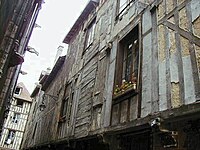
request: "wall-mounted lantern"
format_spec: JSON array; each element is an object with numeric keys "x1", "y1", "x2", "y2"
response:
[{"x1": 39, "y1": 94, "x2": 58, "y2": 111}]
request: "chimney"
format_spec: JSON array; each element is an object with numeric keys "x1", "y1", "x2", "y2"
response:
[{"x1": 53, "y1": 46, "x2": 64, "y2": 65}]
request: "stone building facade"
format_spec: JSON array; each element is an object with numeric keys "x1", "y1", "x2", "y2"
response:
[
  {"x1": 0, "y1": 0, "x2": 43, "y2": 128},
  {"x1": 22, "y1": 0, "x2": 200, "y2": 150}
]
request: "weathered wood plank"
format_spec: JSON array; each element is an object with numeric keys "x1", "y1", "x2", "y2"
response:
[
  {"x1": 151, "y1": 7, "x2": 159, "y2": 113},
  {"x1": 174, "y1": 1, "x2": 185, "y2": 105},
  {"x1": 186, "y1": 3, "x2": 200, "y2": 101},
  {"x1": 164, "y1": 25, "x2": 172, "y2": 109}
]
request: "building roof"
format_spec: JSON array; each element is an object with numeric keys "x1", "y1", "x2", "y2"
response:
[
  {"x1": 31, "y1": 70, "x2": 50, "y2": 97},
  {"x1": 63, "y1": 0, "x2": 99, "y2": 44},
  {"x1": 14, "y1": 82, "x2": 32, "y2": 102},
  {"x1": 42, "y1": 55, "x2": 66, "y2": 91}
]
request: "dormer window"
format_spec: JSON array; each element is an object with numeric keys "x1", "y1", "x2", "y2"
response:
[{"x1": 14, "y1": 87, "x2": 22, "y2": 95}]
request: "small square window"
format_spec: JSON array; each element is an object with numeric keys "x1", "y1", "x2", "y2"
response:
[
  {"x1": 16, "y1": 99, "x2": 23, "y2": 107},
  {"x1": 14, "y1": 87, "x2": 22, "y2": 95}
]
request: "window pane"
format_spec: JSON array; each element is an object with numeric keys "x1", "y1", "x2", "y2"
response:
[
  {"x1": 12, "y1": 113, "x2": 20, "y2": 123},
  {"x1": 16, "y1": 99, "x2": 23, "y2": 107},
  {"x1": 114, "y1": 25, "x2": 139, "y2": 92},
  {"x1": 5, "y1": 130, "x2": 15, "y2": 144},
  {"x1": 14, "y1": 87, "x2": 21, "y2": 95},
  {"x1": 85, "y1": 20, "x2": 96, "y2": 48},
  {"x1": 61, "y1": 97, "x2": 68, "y2": 117},
  {"x1": 119, "y1": 0, "x2": 128, "y2": 12}
]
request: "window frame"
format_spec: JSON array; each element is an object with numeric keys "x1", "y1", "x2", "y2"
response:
[
  {"x1": 113, "y1": 25, "x2": 140, "y2": 101},
  {"x1": 14, "y1": 87, "x2": 22, "y2": 95},
  {"x1": 11, "y1": 112, "x2": 20, "y2": 124},
  {"x1": 116, "y1": 0, "x2": 135, "y2": 20},
  {"x1": 83, "y1": 18, "x2": 96, "y2": 55},
  {"x1": 5, "y1": 130, "x2": 15, "y2": 145},
  {"x1": 60, "y1": 96, "x2": 69, "y2": 119},
  {"x1": 16, "y1": 99, "x2": 23, "y2": 107}
]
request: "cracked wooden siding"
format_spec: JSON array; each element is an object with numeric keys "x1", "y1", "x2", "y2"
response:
[
  {"x1": 72, "y1": 0, "x2": 200, "y2": 135},
  {"x1": 74, "y1": 55, "x2": 98, "y2": 137}
]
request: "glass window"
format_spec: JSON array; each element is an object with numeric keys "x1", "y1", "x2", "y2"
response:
[
  {"x1": 5, "y1": 130, "x2": 15, "y2": 145},
  {"x1": 14, "y1": 87, "x2": 22, "y2": 95},
  {"x1": 117, "y1": 0, "x2": 134, "y2": 19},
  {"x1": 114, "y1": 25, "x2": 139, "y2": 97},
  {"x1": 60, "y1": 97, "x2": 69, "y2": 118},
  {"x1": 16, "y1": 99, "x2": 23, "y2": 107},
  {"x1": 84, "y1": 18, "x2": 96, "y2": 52},
  {"x1": 12, "y1": 113, "x2": 20, "y2": 124}
]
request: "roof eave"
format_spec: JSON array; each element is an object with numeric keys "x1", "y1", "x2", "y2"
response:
[
  {"x1": 63, "y1": 0, "x2": 99, "y2": 44},
  {"x1": 42, "y1": 56, "x2": 66, "y2": 91}
]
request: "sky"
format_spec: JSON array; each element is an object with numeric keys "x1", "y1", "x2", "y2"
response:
[{"x1": 18, "y1": 0, "x2": 88, "y2": 93}]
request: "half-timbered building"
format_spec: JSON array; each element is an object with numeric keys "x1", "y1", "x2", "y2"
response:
[
  {"x1": 22, "y1": 0, "x2": 200, "y2": 149},
  {"x1": 0, "y1": 83, "x2": 32, "y2": 150}
]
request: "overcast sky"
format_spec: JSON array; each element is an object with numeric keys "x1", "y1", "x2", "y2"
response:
[{"x1": 18, "y1": 0, "x2": 88, "y2": 93}]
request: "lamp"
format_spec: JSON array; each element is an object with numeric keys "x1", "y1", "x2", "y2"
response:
[{"x1": 39, "y1": 94, "x2": 58, "y2": 111}]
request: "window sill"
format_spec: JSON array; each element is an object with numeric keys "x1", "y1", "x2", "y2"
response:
[{"x1": 113, "y1": 87, "x2": 138, "y2": 103}]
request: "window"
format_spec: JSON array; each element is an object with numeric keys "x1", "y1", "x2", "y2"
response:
[
  {"x1": 84, "y1": 18, "x2": 96, "y2": 50},
  {"x1": 60, "y1": 97, "x2": 69, "y2": 120},
  {"x1": 5, "y1": 130, "x2": 15, "y2": 145},
  {"x1": 14, "y1": 87, "x2": 22, "y2": 95},
  {"x1": 117, "y1": 0, "x2": 134, "y2": 19},
  {"x1": 16, "y1": 99, "x2": 23, "y2": 107},
  {"x1": 67, "y1": 92, "x2": 74, "y2": 126},
  {"x1": 114, "y1": 26, "x2": 139, "y2": 98},
  {"x1": 11, "y1": 113, "x2": 20, "y2": 124}
]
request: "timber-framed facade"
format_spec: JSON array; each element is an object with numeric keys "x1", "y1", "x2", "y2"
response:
[{"x1": 22, "y1": 0, "x2": 200, "y2": 150}]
